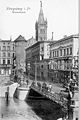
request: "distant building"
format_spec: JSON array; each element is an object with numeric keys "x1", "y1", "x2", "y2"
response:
[
  {"x1": 49, "y1": 34, "x2": 79, "y2": 83},
  {"x1": 0, "y1": 39, "x2": 15, "y2": 83},
  {"x1": 26, "y1": 36, "x2": 36, "y2": 48}
]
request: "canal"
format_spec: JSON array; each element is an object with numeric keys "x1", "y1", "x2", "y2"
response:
[{"x1": 0, "y1": 97, "x2": 65, "y2": 120}]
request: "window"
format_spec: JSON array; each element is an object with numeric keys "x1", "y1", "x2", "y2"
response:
[
  {"x1": 13, "y1": 44, "x2": 15, "y2": 50},
  {"x1": 70, "y1": 47, "x2": 72, "y2": 55},
  {"x1": 3, "y1": 46, "x2": 6, "y2": 50},
  {"x1": 40, "y1": 29, "x2": 45, "y2": 34},
  {"x1": 48, "y1": 65, "x2": 49, "y2": 69},
  {"x1": 67, "y1": 48, "x2": 69, "y2": 55},
  {"x1": 50, "y1": 52, "x2": 51, "y2": 58},
  {"x1": 41, "y1": 47, "x2": 44, "y2": 51},
  {"x1": 40, "y1": 37, "x2": 43, "y2": 41},
  {"x1": 41, "y1": 65, "x2": 43, "y2": 68},
  {"x1": 41, "y1": 55, "x2": 44, "y2": 60},
  {"x1": 40, "y1": 55, "x2": 44, "y2": 60},
  {"x1": 64, "y1": 49, "x2": 66, "y2": 56},
  {"x1": 53, "y1": 51, "x2": 54, "y2": 57},
  {"x1": 41, "y1": 72, "x2": 44, "y2": 77},
  {"x1": 3, "y1": 52, "x2": 6, "y2": 57},
  {"x1": 7, "y1": 59, "x2": 10, "y2": 64},
  {"x1": 13, "y1": 53, "x2": 15, "y2": 57},
  {"x1": 60, "y1": 49, "x2": 62, "y2": 56},
  {"x1": 8, "y1": 52, "x2": 10, "y2": 57},
  {"x1": 55, "y1": 51, "x2": 56, "y2": 57},
  {"x1": 3, "y1": 59, "x2": 6, "y2": 64},
  {"x1": 7, "y1": 46, "x2": 10, "y2": 50},
  {"x1": 44, "y1": 37, "x2": 45, "y2": 40},
  {"x1": 57, "y1": 51, "x2": 59, "y2": 57}
]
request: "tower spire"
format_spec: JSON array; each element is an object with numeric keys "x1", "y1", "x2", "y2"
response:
[
  {"x1": 38, "y1": 1, "x2": 44, "y2": 23},
  {"x1": 35, "y1": 1, "x2": 47, "y2": 41}
]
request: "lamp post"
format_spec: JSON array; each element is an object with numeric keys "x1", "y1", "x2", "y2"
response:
[
  {"x1": 27, "y1": 62, "x2": 30, "y2": 81},
  {"x1": 35, "y1": 61, "x2": 37, "y2": 84}
]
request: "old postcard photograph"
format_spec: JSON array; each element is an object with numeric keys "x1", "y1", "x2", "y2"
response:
[{"x1": 0, "y1": 0, "x2": 79, "y2": 120}]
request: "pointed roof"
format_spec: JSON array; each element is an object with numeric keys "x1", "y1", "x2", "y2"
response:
[
  {"x1": 14, "y1": 35, "x2": 26, "y2": 42},
  {"x1": 38, "y1": 1, "x2": 44, "y2": 23}
]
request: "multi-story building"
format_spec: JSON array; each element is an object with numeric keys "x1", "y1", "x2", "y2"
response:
[
  {"x1": 26, "y1": 1, "x2": 55, "y2": 81},
  {"x1": 49, "y1": 34, "x2": 79, "y2": 83},
  {"x1": 14, "y1": 35, "x2": 36, "y2": 72},
  {"x1": 14, "y1": 35, "x2": 27, "y2": 72},
  {"x1": 0, "y1": 39, "x2": 15, "y2": 83},
  {"x1": 26, "y1": 41, "x2": 52, "y2": 80}
]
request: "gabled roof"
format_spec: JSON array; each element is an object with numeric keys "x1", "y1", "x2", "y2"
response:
[{"x1": 14, "y1": 35, "x2": 26, "y2": 42}]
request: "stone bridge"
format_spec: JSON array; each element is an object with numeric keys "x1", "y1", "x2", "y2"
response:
[{"x1": 30, "y1": 81, "x2": 68, "y2": 111}]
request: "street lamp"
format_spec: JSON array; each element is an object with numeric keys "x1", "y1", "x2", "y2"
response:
[
  {"x1": 27, "y1": 62, "x2": 30, "y2": 81},
  {"x1": 35, "y1": 61, "x2": 37, "y2": 84}
]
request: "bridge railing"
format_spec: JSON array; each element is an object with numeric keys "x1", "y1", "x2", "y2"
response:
[{"x1": 30, "y1": 82, "x2": 68, "y2": 110}]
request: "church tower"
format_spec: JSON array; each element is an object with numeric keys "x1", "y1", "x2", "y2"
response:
[{"x1": 35, "y1": 1, "x2": 47, "y2": 41}]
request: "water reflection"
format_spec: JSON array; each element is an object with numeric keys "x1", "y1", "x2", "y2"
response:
[{"x1": 0, "y1": 97, "x2": 65, "y2": 120}]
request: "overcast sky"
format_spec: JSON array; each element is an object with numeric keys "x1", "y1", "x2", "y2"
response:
[{"x1": 0, "y1": 0, "x2": 78, "y2": 41}]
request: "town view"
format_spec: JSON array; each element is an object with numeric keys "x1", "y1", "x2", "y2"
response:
[{"x1": 0, "y1": 1, "x2": 79, "y2": 120}]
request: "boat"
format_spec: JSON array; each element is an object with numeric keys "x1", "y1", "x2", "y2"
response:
[{"x1": 0, "y1": 81, "x2": 18, "y2": 97}]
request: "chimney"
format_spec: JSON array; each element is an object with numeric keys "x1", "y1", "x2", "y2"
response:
[
  {"x1": 10, "y1": 36, "x2": 12, "y2": 41},
  {"x1": 52, "y1": 32, "x2": 53, "y2": 40}
]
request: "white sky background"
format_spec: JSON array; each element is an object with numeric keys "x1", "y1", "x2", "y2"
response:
[{"x1": 0, "y1": 0, "x2": 78, "y2": 41}]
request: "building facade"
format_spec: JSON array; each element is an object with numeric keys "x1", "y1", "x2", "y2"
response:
[
  {"x1": 14, "y1": 35, "x2": 27, "y2": 72},
  {"x1": 0, "y1": 39, "x2": 15, "y2": 83},
  {"x1": 49, "y1": 34, "x2": 79, "y2": 84},
  {"x1": 14, "y1": 35, "x2": 36, "y2": 72},
  {"x1": 26, "y1": 41, "x2": 52, "y2": 80}
]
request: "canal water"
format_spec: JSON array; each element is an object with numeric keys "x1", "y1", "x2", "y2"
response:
[{"x1": 0, "y1": 97, "x2": 65, "y2": 120}]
